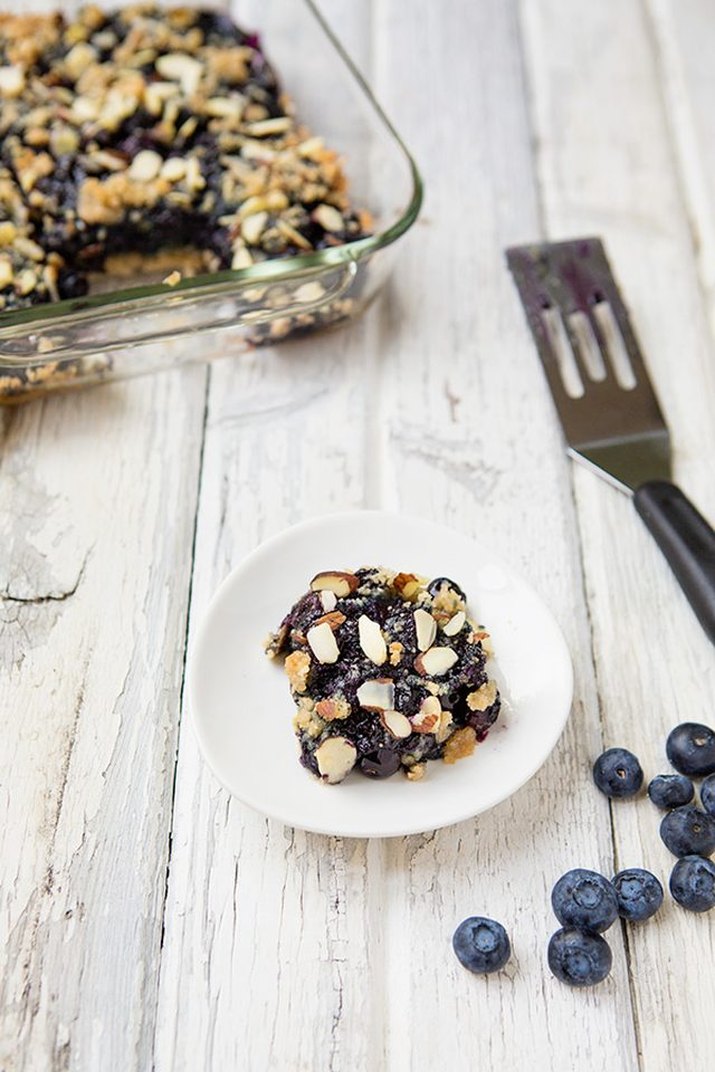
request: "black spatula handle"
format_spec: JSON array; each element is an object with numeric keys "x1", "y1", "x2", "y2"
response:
[{"x1": 634, "y1": 481, "x2": 715, "y2": 645}]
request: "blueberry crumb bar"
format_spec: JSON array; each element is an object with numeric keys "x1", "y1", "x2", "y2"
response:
[
  {"x1": 266, "y1": 568, "x2": 501, "y2": 784},
  {"x1": 0, "y1": 4, "x2": 371, "y2": 399}
]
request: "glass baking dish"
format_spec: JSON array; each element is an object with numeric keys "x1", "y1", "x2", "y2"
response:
[{"x1": 0, "y1": 0, "x2": 422, "y2": 402}]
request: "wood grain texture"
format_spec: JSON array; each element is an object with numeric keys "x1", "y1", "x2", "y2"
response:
[
  {"x1": 156, "y1": 1, "x2": 638, "y2": 1070},
  {"x1": 521, "y1": 0, "x2": 715, "y2": 1067},
  {"x1": 0, "y1": 371, "x2": 207, "y2": 1071}
]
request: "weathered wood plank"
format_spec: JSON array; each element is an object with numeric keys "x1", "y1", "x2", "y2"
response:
[
  {"x1": 374, "y1": 1, "x2": 637, "y2": 1069},
  {"x1": 156, "y1": 1, "x2": 639, "y2": 1070},
  {"x1": 0, "y1": 369, "x2": 207, "y2": 1071},
  {"x1": 521, "y1": 0, "x2": 715, "y2": 1067}
]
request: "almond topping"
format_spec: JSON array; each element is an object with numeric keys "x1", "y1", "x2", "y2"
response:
[
  {"x1": 307, "y1": 621, "x2": 340, "y2": 664},
  {"x1": 319, "y1": 590, "x2": 337, "y2": 613},
  {"x1": 310, "y1": 571, "x2": 358, "y2": 598},
  {"x1": 358, "y1": 615, "x2": 387, "y2": 666},
  {"x1": 315, "y1": 736, "x2": 357, "y2": 784},
  {"x1": 0, "y1": 65, "x2": 25, "y2": 97},
  {"x1": 382, "y1": 710, "x2": 412, "y2": 739},
  {"x1": 414, "y1": 647, "x2": 459, "y2": 677},
  {"x1": 313, "y1": 203, "x2": 344, "y2": 232},
  {"x1": 128, "y1": 149, "x2": 163, "y2": 183},
  {"x1": 314, "y1": 611, "x2": 346, "y2": 631},
  {"x1": 442, "y1": 610, "x2": 466, "y2": 637},
  {"x1": 356, "y1": 679, "x2": 395, "y2": 712},
  {"x1": 414, "y1": 608, "x2": 437, "y2": 652},
  {"x1": 156, "y1": 52, "x2": 203, "y2": 95},
  {"x1": 411, "y1": 695, "x2": 442, "y2": 734}
]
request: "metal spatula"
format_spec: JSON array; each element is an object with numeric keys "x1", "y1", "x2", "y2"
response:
[{"x1": 506, "y1": 236, "x2": 715, "y2": 645}]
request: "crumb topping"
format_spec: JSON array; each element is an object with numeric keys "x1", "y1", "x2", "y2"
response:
[
  {"x1": 269, "y1": 568, "x2": 500, "y2": 783},
  {"x1": 0, "y1": 3, "x2": 371, "y2": 317}
]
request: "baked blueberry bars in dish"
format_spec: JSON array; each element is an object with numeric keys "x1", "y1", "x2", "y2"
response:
[
  {"x1": 0, "y1": 4, "x2": 371, "y2": 397},
  {"x1": 266, "y1": 568, "x2": 501, "y2": 783}
]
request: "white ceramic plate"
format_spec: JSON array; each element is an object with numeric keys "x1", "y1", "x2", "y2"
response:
[{"x1": 188, "y1": 511, "x2": 573, "y2": 838}]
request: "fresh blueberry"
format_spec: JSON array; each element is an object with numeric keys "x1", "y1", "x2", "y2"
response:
[
  {"x1": 669, "y1": 855, "x2": 715, "y2": 912},
  {"x1": 701, "y1": 774, "x2": 715, "y2": 817},
  {"x1": 592, "y1": 748, "x2": 643, "y2": 798},
  {"x1": 551, "y1": 868, "x2": 619, "y2": 932},
  {"x1": 612, "y1": 868, "x2": 664, "y2": 922},
  {"x1": 358, "y1": 747, "x2": 401, "y2": 779},
  {"x1": 659, "y1": 805, "x2": 715, "y2": 858},
  {"x1": 452, "y1": 917, "x2": 511, "y2": 974},
  {"x1": 547, "y1": 928, "x2": 612, "y2": 987},
  {"x1": 648, "y1": 773, "x2": 694, "y2": 810},
  {"x1": 666, "y1": 722, "x2": 715, "y2": 777}
]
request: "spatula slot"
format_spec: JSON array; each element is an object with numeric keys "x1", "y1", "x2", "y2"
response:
[
  {"x1": 591, "y1": 300, "x2": 637, "y2": 390},
  {"x1": 567, "y1": 311, "x2": 607, "y2": 382},
  {"x1": 541, "y1": 307, "x2": 584, "y2": 398}
]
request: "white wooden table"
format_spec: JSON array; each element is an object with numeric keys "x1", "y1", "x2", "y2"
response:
[{"x1": 2, "y1": 2, "x2": 715, "y2": 1069}]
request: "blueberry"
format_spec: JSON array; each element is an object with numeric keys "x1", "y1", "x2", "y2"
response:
[
  {"x1": 669, "y1": 855, "x2": 715, "y2": 912},
  {"x1": 551, "y1": 868, "x2": 619, "y2": 932},
  {"x1": 547, "y1": 928, "x2": 612, "y2": 987},
  {"x1": 666, "y1": 722, "x2": 715, "y2": 777},
  {"x1": 358, "y1": 747, "x2": 401, "y2": 779},
  {"x1": 648, "y1": 773, "x2": 694, "y2": 810},
  {"x1": 612, "y1": 868, "x2": 664, "y2": 922},
  {"x1": 592, "y1": 748, "x2": 643, "y2": 798},
  {"x1": 701, "y1": 774, "x2": 715, "y2": 817},
  {"x1": 452, "y1": 916, "x2": 511, "y2": 974},
  {"x1": 659, "y1": 805, "x2": 715, "y2": 858}
]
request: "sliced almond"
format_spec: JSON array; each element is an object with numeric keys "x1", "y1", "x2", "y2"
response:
[
  {"x1": 414, "y1": 608, "x2": 437, "y2": 652},
  {"x1": 156, "y1": 52, "x2": 204, "y2": 95},
  {"x1": 128, "y1": 149, "x2": 163, "y2": 182},
  {"x1": 319, "y1": 590, "x2": 337, "y2": 613},
  {"x1": 414, "y1": 647, "x2": 459, "y2": 677},
  {"x1": 314, "y1": 611, "x2": 346, "y2": 631},
  {"x1": 294, "y1": 281, "x2": 326, "y2": 304},
  {"x1": 442, "y1": 610, "x2": 466, "y2": 637},
  {"x1": 411, "y1": 695, "x2": 442, "y2": 734},
  {"x1": 382, "y1": 710, "x2": 412, "y2": 739},
  {"x1": 205, "y1": 95, "x2": 245, "y2": 120},
  {"x1": 313, "y1": 203, "x2": 344, "y2": 233},
  {"x1": 0, "y1": 65, "x2": 25, "y2": 98},
  {"x1": 315, "y1": 736, "x2": 357, "y2": 784},
  {"x1": 310, "y1": 571, "x2": 359, "y2": 598},
  {"x1": 245, "y1": 116, "x2": 292, "y2": 137},
  {"x1": 231, "y1": 245, "x2": 253, "y2": 270},
  {"x1": 356, "y1": 679, "x2": 395, "y2": 712},
  {"x1": 307, "y1": 621, "x2": 340, "y2": 664},
  {"x1": 161, "y1": 157, "x2": 187, "y2": 182},
  {"x1": 240, "y1": 210, "x2": 268, "y2": 245},
  {"x1": 358, "y1": 615, "x2": 387, "y2": 666}
]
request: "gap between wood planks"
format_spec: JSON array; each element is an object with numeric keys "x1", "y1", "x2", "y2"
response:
[{"x1": 149, "y1": 365, "x2": 212, "y2": 1071}]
